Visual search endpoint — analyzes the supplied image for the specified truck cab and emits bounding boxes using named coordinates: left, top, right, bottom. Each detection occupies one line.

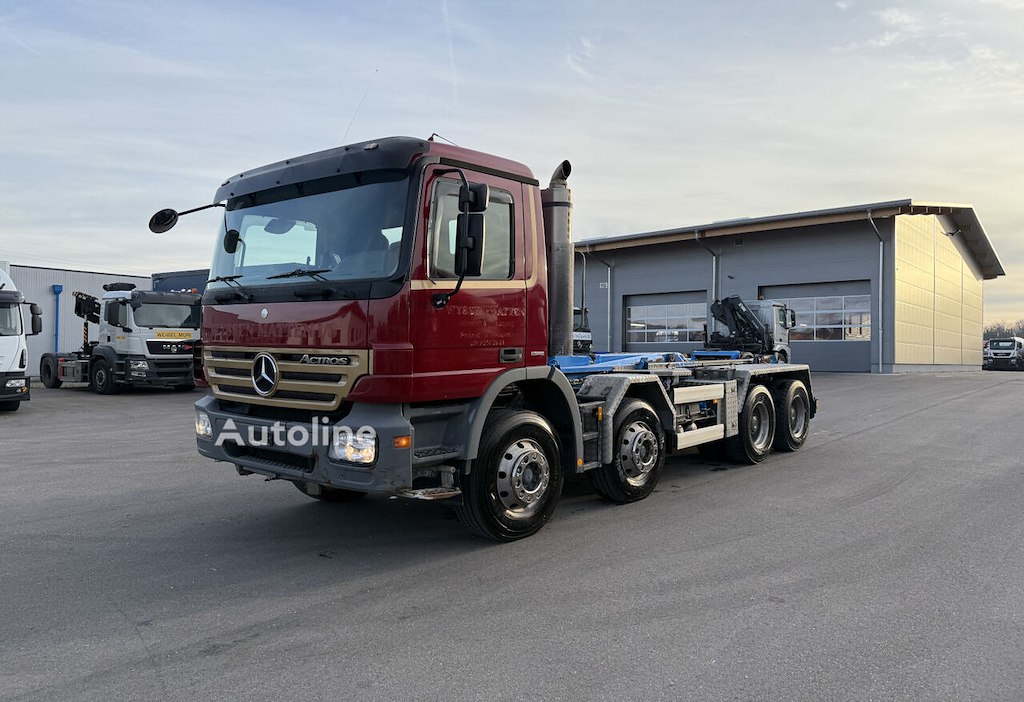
left=705, top=296, right=795, bottom=363
left=0, top=268, right=43, bottom=412
left=983, top=337, right=1024, bottom=371
left=40, top=284, right=201, bottom=393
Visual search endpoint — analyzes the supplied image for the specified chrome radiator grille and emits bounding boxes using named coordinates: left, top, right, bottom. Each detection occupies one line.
left=204, top=346, right=371, bottom=411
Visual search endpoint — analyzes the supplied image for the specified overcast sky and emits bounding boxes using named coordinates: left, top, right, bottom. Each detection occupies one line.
left=1, top=0, right=1021, bottom=320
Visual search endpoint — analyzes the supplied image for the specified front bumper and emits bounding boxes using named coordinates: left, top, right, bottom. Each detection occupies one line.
left=0, top=372, right=30, bottom=402
left=194, top=395, right=415, bottom=494
left=983, top=356, right=1022, bottom=370
left=125, top=358, right=194, bottom=386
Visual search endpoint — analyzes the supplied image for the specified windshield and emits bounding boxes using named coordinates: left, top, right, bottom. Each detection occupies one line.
left=0, top=303, right=22, bottom=337
left=209, top=172, right=409, bottom=289
left=133, top=303, right=200, bottom=329
left=990, top=340, right=1016, bottom=350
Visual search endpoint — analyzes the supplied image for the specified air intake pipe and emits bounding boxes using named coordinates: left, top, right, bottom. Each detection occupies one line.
left=541, top=160, right=573, bottom=357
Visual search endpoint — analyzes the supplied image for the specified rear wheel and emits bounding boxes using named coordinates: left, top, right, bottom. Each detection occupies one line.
left=725, top=384, right=775, bottom=464
left=772, top=380, right=810, bottom=452
left=591, top=399, right=665, bottom=503
left=0, top=400, right=20, bottom=412
left=293, top=480, right=366, bottom=502
left=91, top=360, right=120, bottom=395
left=457, top=410, right=563, bottom=542
left=40, top=357, right=62, bottom=388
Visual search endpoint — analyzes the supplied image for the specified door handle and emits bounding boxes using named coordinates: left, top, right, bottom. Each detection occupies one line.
left=499, top=347, right=523, bottom=364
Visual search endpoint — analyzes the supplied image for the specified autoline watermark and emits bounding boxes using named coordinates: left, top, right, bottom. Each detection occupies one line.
left=214, top=418, right=375, bottom=449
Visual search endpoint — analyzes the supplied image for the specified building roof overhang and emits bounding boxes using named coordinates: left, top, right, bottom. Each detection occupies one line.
left=576, top=199, right=1006, bottom=280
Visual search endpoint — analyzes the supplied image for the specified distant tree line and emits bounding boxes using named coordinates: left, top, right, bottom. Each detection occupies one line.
left=984, top=321, right=1024, bottom=339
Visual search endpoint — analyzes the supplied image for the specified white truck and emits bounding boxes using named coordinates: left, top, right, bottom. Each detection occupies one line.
left=983, top=337, right=1024, bottom=371
left=0, top=268, right=43, bottom=412
left=39, top=283, right=201, bottom=394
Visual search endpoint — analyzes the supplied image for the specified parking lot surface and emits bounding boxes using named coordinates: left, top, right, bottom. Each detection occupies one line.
left=2, top=372, right=1023, bottom=701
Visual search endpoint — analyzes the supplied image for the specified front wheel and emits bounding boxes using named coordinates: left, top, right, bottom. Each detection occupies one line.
left=91, top=360, right=120, bottom=395
left=591, top=399, right=665, bottom=503
left=725, top=384, right=775, bottom=464
left=457, top=410, right=563, bottom=542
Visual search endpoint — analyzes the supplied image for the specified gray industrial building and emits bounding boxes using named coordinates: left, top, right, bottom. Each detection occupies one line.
left=575, top=200, right=1005, bottom=373
left=2, top=263, right=151, bottom=377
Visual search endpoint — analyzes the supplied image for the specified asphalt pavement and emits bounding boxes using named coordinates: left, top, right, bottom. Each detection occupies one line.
left=2, top=372, right=1023, bottom=701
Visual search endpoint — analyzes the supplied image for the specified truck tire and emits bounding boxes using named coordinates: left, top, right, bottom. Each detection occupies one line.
left=772, top=379, right=810, bottom=452
left=40, top=357, right=62, bottom=388
left=91, top=359, right=120, bottom=395
left=0, top=400, right=19, bottom=412
left=457, top=409, right=563, bottom=542
left=725, top=384, right=775, bottom=464
left=591, top=399, right=665, bottom=503
left=293, top=480, right=366, bottom=502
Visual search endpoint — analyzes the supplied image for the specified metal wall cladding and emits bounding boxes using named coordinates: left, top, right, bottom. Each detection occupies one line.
left=9, top=265, right=152, bottom=376
left=894, top=215, right=983, bottom=366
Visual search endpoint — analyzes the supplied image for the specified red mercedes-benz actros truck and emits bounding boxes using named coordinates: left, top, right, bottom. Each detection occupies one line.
left=152, top=136, right=816, bottom=541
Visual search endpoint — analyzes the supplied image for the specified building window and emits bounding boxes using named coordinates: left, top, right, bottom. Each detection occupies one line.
left=778, top=295, right=871, bottom=341
left=626, top=303, right=707, bottom=343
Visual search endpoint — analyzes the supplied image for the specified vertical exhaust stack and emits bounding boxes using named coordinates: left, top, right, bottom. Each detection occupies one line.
left=541, top=160, right=573, bottom=357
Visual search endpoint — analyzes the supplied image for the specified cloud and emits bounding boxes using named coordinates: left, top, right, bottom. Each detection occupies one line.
left=566, top=34, right=598, bottom=80
left=835, top=1, right=852, bottom=9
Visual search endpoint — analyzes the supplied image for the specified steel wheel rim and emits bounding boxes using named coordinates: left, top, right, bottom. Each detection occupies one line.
left=95, top=367, right=106, bottom=387
left=749, top=399, right=772, bottom=451
left=789, top=395, right=807, bottom=440
left=620, top=421, right=658, bottom=486
left=495, top=438, right=550, bottom=516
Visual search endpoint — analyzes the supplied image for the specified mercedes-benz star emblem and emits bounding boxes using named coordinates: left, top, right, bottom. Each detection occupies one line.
left=251, top=353, right=279, bottom=397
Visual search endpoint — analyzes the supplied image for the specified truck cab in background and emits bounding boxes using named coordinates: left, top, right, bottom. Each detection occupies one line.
left=40, top=283, right=201, bottom=393
left=0, top=268, right=43, bottom=412
left=573, top=307, right=592, bottom=354
left=704, top=295, right=795, bottom=363
left=983, top=337, right=1024, bottom=371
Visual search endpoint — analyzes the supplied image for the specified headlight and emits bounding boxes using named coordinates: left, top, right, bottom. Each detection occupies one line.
left=329, top=426, right=377, bottom=464
left=195, top=410, right=213, bottom=438
left=130, top=360, right=150, bottom=370
left=5, top=378, right=26, bottom=388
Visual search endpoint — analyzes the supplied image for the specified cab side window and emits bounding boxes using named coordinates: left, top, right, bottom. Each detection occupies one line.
left=428, top=179, right=514, bottom=280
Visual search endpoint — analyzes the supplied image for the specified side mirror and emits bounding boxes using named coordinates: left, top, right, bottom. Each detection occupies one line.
left=30, top=306, right=42, bottom=336
left=460, top=182, right=490, bottom=213
left=149, top=208, right=179, bottom=233
left=224, top=229, right=242, bottom=254
left=454, top=212, right=485, bottom=278
left=789, top=310, right=796, bottom=329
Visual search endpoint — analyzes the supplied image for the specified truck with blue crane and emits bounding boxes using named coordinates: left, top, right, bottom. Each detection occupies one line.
left=152, top=136, right=817, bottom=541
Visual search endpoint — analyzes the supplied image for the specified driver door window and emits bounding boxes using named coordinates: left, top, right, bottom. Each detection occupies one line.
left=428, top=180, right=514, bottom=280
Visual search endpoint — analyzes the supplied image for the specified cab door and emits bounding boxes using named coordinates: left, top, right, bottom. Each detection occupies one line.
left=408, top=166, right=527, bottom=401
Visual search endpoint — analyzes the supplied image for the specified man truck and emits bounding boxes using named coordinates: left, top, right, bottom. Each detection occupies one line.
left=40, top=283, right=201, bottom=394
left=0, top=267, right=43, bottom=412
left=152, top=136, right=817, bottom=541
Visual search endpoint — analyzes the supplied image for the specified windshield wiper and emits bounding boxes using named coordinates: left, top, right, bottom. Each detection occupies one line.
left=207, top=275, right=253, bottom=303
left=267, top=268, right=331, bottom=281
left=208, top=274, right=244, bottom=286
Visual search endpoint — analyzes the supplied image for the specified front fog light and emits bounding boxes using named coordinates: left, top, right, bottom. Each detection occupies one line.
left=195, top=410, right=213, bottom=438
left=5, top=378, right=26, bottom=388
left=129, top=360, right=150, bottom=370
left=329, top=427, right=377, bottom=464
